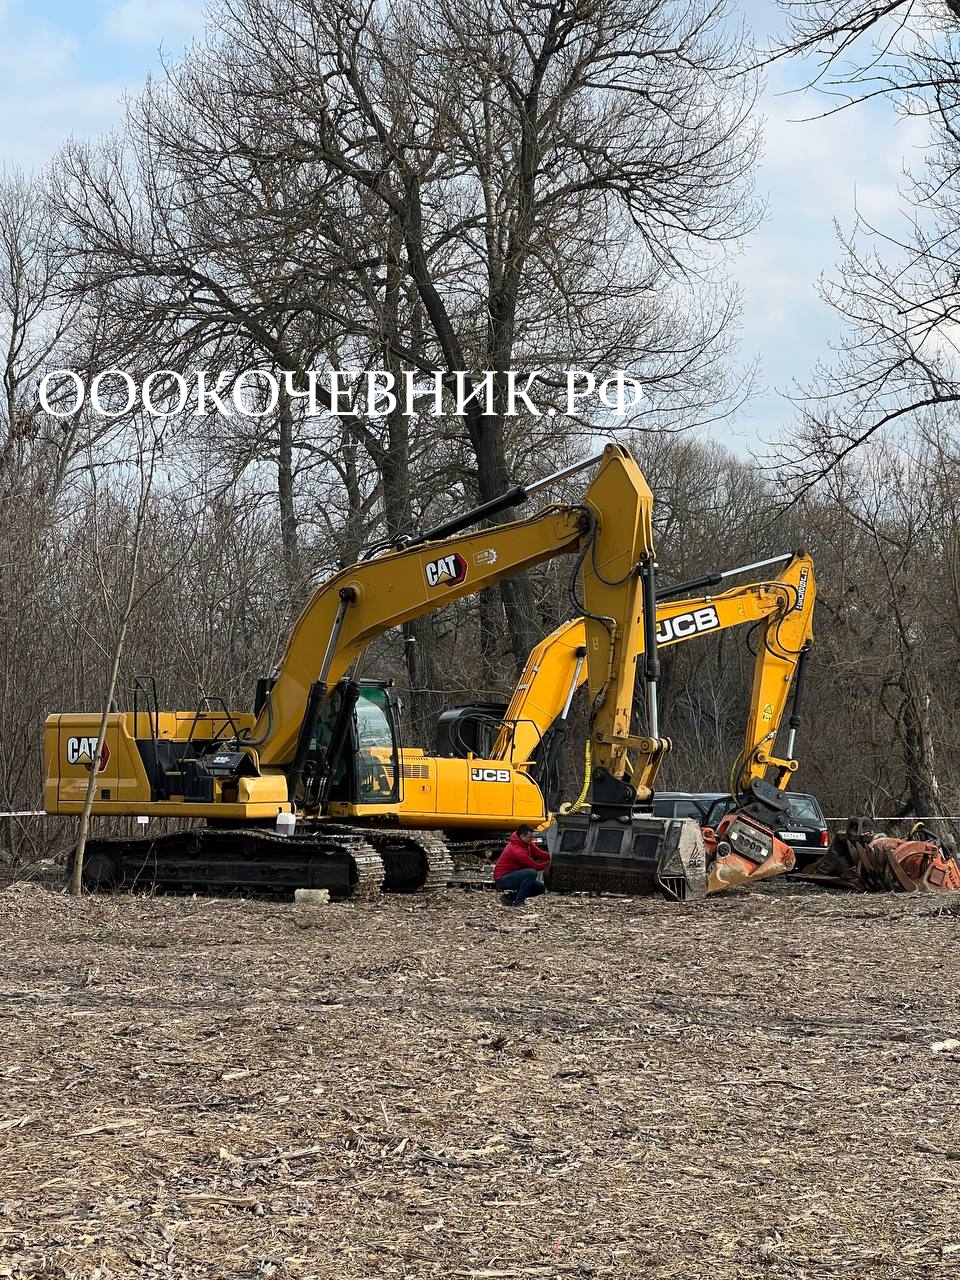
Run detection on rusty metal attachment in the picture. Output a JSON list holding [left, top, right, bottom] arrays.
[[800, 819, 960, 893], [702, 811, 795, 894]]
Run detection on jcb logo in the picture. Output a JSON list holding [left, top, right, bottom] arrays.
[[471, 767, 510, 783], [66, 735, 110, 773], [425, 553, 467, 588], [656, 605, 720, 645], [795, 568, 809, 611]]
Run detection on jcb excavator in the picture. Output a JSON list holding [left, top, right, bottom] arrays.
[[413, 551, 815, 832], [44, 443, 793, 900]]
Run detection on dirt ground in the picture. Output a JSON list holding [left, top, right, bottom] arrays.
[[1, 881, 959, 1279]]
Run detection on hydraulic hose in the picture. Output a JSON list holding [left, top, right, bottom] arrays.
[[559, 741, 592, 814]]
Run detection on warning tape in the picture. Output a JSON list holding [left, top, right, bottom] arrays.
[[0, 811, 46, 818], [825, 815, 960, 823]]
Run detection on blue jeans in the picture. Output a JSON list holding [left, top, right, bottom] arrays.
[[495, 868, 546, 905]]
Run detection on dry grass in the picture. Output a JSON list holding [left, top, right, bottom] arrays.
[[1, 881, 959, 1278]]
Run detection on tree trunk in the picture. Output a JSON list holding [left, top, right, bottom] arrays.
[[899, 670, 944, 818], [72, 451, 154, 894], [276, 385, 304, 603]]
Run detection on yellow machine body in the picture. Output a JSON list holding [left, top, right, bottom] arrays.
[[42, 443, 813, 902], [44, 443, 663, 827], [44, 711, 288, 818], [392, 553, 815, 830]]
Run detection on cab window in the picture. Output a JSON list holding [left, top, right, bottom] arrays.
[[355, 687, 398, 803]]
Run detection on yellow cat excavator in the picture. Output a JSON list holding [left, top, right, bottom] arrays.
[[43, 443, 799, 900]]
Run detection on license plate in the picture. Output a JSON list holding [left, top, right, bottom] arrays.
[[779, 831, 807, 841]]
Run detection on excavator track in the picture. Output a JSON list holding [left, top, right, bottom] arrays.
[[75, 827, 384, 901], [73, 822, 458, 899], [360, 828, 455, 894]]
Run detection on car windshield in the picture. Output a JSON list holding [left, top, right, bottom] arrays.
[[705, 797, 732, 827], [673, 800, 704, 819], [704, 793, 822, 827]]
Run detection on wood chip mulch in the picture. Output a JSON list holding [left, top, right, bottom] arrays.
[[1, 881, 959, 1279]]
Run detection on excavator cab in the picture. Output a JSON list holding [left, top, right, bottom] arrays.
[[301, 680, 401, 811]]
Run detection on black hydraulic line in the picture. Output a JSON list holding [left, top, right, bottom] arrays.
[[639, 554, 660, 738], [786, 642, 811, 758], [400, 487, 529, 548], [286, 679, 328, 803], [535, 646, 588, 807], [398, 454, 602, 550], [655, 553, 793, 601], [318, 680, 363, 805], [285, 587, 356, 798], [656, 570, 724, 600]]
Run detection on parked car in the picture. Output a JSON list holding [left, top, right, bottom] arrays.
[[702, 791, 830, 867], [652, 791, 729, 822]]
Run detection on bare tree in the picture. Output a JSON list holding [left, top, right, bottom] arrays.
[[58, 0, 768, 675]]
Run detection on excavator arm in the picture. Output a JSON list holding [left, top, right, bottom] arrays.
[[487, 552, 815, 801], [46, 441, 795, 903], [544, 554, 816, 898], [734, 556, 815, 794], [251, 443, 663, 809]]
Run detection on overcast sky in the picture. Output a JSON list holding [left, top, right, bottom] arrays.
[[0, 0, 926, 454]]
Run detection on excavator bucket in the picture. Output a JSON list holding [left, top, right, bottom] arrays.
[[547, 793, 797, 901], [547, 812, 709, 900]]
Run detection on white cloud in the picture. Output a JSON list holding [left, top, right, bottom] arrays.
[[104, 0, 198, 46], [0, 3, 204, 173]]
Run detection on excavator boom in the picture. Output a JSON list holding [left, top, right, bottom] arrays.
[[44, 443, 811, 903], [492, 551, 815, 792], [413, 554, 815, 840]]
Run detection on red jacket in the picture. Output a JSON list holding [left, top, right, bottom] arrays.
[[493, 832, 550, 881]]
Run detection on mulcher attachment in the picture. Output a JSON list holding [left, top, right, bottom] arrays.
[[703, 780, 795, 893], [800, 819, 960, 893], [547, 811, 709, 901], [548, 778, 798, 900], [705, 812, 795, 893]]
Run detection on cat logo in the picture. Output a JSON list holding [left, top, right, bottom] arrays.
[[425, 552, 468, 588], [471, 768, 510, 783], [66, 736, 110, 773], [655, 605, 720, 645]]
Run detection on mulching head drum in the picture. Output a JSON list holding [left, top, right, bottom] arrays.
[[547, 812, 708, 900]]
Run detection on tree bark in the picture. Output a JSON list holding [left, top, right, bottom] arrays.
[[276, 385, 304, 604], [899, 670, 944, 818]]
